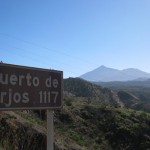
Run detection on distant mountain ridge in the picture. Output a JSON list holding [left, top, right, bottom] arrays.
[[80, 65, 150, 82]]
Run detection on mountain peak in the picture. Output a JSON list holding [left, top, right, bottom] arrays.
[[95, 65, 119, 72], [99, 65, 106, 68]]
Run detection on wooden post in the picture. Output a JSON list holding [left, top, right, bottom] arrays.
[[47, 110, 54, 150]]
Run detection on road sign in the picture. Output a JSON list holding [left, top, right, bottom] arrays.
[[0, 63, 63, 110]]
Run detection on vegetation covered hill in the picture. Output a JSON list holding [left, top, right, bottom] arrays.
[[95, 80, 150, 113], [1, 98, 150, 150], [64, 77, 110, 97], [64, 78, 120, 106], [0, 78, 150, 149], [55, 98, 150, 149]]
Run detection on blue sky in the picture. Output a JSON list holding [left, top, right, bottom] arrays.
[[0, 0, 150, 78]]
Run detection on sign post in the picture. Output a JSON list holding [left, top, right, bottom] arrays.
[[47, 110, 54, 150], [0, 63, 63, 150]]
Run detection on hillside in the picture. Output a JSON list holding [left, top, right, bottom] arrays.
[[55, 98, 150, 149], [64, 77, 111, 97], [1, 98, 150, 149], [0, 78, 150, 149], [95, 80, 150, 113], [64, 77, 120, 106]]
